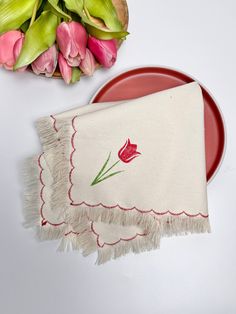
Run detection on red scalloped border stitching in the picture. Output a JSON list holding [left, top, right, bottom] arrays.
[[91, 222, 147, 248], [50, 115, 58, 132], [68, 116, 77, 204], [38, 153, 89, 237], [68, 116, 209, 219]]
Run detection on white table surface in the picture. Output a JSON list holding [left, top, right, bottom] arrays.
[[1, 1, 236, 313]]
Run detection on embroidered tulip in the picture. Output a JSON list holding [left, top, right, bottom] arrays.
[[91, 139, 141, 186], [31, 45, 58, 77], [56, 21, 87, 67], [0, 30, 23, 70], [79, 48, 96, 76], [118, 139, 141, 163], [87, 36, 117, 68], [58, 52, 72, 84]]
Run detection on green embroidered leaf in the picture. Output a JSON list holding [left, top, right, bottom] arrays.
[[0, 0, 42, 34], [71, 67, 81, 83], [63, 0, 128, 40], [14, 11, 58, 69], [98, 160, 120, 180], [47, 0, 72, 21], [84, 0, 122, 31], [91, 152, 111, 186], [95, 170, 124, 184]]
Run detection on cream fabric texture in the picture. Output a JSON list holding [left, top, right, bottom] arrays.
[[23, 82, 210, 264]]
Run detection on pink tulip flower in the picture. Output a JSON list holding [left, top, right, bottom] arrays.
[[58, 52, 72, 84], [56, 21, 87, 67], [0, 30, 24, 70], [79, 48, 96, 76], [88, 36, 117, 68], [31, 45, 58, 77], [13, 35, 27, 72]]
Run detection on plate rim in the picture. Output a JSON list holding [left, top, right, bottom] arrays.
[[90, 65, 227, 184]]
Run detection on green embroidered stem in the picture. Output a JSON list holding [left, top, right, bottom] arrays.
[[91, 152, 111, 186], [91, 155, 123, 186], [98, 160, 120, 179], [92, 170, 124, 185]]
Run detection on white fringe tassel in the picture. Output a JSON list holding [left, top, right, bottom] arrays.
[[22, 155, 67, 241]]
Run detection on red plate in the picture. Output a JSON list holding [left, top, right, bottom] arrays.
[[91, 67, 225, 182]]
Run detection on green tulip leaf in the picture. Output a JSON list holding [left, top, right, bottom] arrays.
[[63, 0, 128, 39], [63, 0, 83, 15], [14, 11, 58, 69], [71, 67, 81, 83], [0, 0, 42, 34], [86, 24, 129, 40], [47, 0, 72, 21], [84, 0, 122, 31]]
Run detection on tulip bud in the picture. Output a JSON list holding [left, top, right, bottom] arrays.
[[87, 36, 117, 68], [58, 52, 72, 84], [58, 53, 81, 84], [0, 30, 23, 70], [31, 45, 58, 77], [79, 48, 96, 76], [56, 21, 87, 67], [13, 35, 27, 72]]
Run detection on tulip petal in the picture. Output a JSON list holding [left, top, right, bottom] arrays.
[[69, 21, 87, 60], [79, 48, 96, 76], [58, 52, 72, 84], [57, 21, 87, 66], [31, 45, 58, 77], [123, 153, 141, 163], [56, 22, 72, 61], [88, 36, 117, 68], [13, 36, 27, 72], [0, 30, 22, 70]]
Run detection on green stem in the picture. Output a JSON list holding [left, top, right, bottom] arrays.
[[30, 0, 40, 27], [91, 170, 124, 186], [98, 160, 120, 180], [91, 158, 121, 186]]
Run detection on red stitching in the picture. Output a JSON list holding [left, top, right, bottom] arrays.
[[71, 201, 209, 218], [91, 222, 147, 248], [38, 154, 65, 227], [68, 116, 77, 203], [50, 115, 58, 132], [68, 116, 208, 219]]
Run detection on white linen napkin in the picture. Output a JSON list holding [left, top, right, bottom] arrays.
[[23, 82, 210, 264]]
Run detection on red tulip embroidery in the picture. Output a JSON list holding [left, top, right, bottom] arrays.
[[91, 139, 141, 186]]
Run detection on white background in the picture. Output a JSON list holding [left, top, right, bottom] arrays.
[[0, 0, 236, 313]]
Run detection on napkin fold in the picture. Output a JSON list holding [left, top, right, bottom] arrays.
[[23, 82, 210, 264]]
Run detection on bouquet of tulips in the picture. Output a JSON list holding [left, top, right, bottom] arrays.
[[0, 0, 128, 84]]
